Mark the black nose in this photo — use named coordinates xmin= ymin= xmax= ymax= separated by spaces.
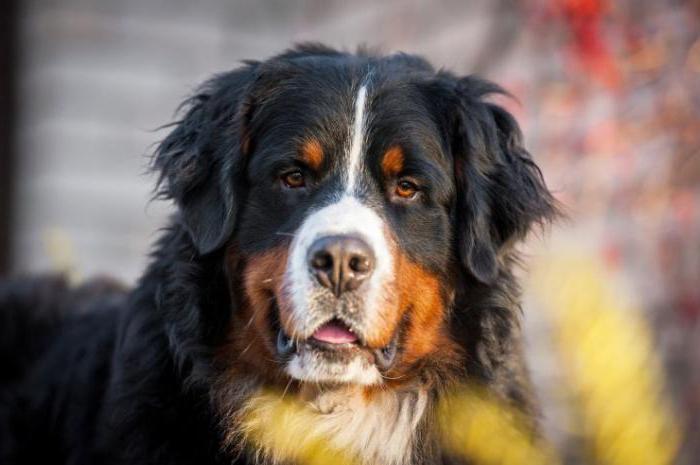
xmin=308 ymin=235 xmax=375 ymax=297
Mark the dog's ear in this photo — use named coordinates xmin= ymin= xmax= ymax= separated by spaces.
xmin=446 ymin=76 xmax=558 ymax=283
xmin=153 ymin=66 xmax=256 ymax=254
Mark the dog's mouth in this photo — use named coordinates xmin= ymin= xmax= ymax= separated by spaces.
xmin=274 ymin=310 xmax=399 ymax=373
xmin=311 ymin=319 xmax=359 ymax=344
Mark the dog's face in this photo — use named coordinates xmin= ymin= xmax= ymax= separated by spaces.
xmin=237 ymin=72 xmax=457 ymax=386
xmin=154 ymin=45 xmax=555 ymax=389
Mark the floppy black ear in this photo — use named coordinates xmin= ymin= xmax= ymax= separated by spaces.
xmin=153 ymin=66 xmax=256 ymax=254
xmin=450 ymin=76 xmax=558 ymax=283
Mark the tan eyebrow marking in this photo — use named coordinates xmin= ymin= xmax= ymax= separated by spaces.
xmin=300 ymin=138 xmax=324 ymax=170
xmin=381 ymin=146 xmax=404 ymax=177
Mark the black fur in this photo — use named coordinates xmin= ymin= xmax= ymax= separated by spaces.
xmin=0 ymin=44 xmax=557 ymax=464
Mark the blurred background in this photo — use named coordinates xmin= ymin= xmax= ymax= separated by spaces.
xmin=0 ymin=0 xmax=698 ymax=463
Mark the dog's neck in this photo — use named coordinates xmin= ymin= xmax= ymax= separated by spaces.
xmin=216 ymin=380 xmax=433 ymax=465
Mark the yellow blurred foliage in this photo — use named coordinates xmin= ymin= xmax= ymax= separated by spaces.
xmin=530 ymin=254 xmax=680 ymax=465
xmin=237 ymin=390 xmax=357 ymax=465
xmin=438 ymin=386 xmax=559 ymax=464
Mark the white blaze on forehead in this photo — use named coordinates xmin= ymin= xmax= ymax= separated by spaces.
xmin=345 ymin=85 xmax=369 ymax=194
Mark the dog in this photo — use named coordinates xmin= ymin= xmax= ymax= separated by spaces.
xmin=0 ymin=43 xmax=557 ymax=465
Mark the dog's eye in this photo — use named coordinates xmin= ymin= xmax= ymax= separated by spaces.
xmin=395 ymin=179 xmax=419 ymax=199
xmin=281 ymin=170 xmax=306 ymax=189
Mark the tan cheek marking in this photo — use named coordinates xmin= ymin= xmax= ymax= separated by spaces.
xmin=368 ymin=247 xmax=461 ymax=388
xmin=362 ymin=241 xmax=443 ymax=353
xmin=361 ymin=238 xmax=403 ymax=348
xmin=300 ymin=138 xmax=324 ymax=171
xmin=216 ymin=246 xmax=290 ymax=380
xmin=395 ymin=254 xmax=446 ymax=365
xmin=242 ymin=247 xmax=298 ymax=343
xmin=381 ymin=145 xmax=404 ymax=178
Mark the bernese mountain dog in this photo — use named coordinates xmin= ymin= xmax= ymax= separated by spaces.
xmin=0 ymin=44 xmax=557 ymax=465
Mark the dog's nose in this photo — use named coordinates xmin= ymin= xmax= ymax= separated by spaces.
xmin=308 ymin=235 xmax=375 ymax=297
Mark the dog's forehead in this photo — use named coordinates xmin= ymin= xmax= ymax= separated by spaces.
xmin=249 ymin=66 xmax=450 ymax=180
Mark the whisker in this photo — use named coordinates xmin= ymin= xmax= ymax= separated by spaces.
xmin=280 ymin=378 xmax=294 ymax=401
xmin=264 ymin=356 xmax=283 ymax=365
xmin=239 ymin=341 xmax=255 ymax=357
xmin=275 ymin=232 xmax=297 ymax=238
xmin=243 ymin=313 xmax=257 ymax=330
xmin=380 ymin=372 xmax=407 ymax=381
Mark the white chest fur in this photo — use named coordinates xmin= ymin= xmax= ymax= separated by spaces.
xmin=236 ymin=386 xmax=429 ymax=465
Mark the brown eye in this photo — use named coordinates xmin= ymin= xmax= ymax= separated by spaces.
xmin=395 ymin=179 xmax=419 ymax=199
xmin=282 ymin=170 xmax=305 ymax=188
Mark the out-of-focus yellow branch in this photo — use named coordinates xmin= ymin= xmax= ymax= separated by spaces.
xmin=438 ymin=386 xmax=560 ymax=465
xmin=530 ymin=254 xmax=680 ymax=465
xmin=237 ymin=390 xmax=357 ymax=465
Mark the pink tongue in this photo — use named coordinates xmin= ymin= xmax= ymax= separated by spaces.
xmin=312 ymin=322 xmax=358 ymax=344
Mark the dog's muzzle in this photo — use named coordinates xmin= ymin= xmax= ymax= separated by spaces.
xmin=279 ymin=196 xmax=397 ymax=384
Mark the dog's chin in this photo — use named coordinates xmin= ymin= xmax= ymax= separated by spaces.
xmin=273 ymin=315 xmax=400 ymax=386
xmin=286 ymin=342 xmax=383 ymax=385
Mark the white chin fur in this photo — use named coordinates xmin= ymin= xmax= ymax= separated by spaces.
xmin=286 ymin=351 xmax=382 ymax=385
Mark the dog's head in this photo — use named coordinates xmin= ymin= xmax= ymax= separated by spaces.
xmin=154 ymin=44 xmax=556 ymax=388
